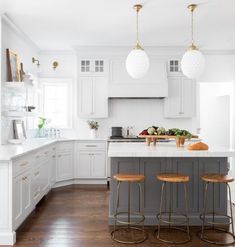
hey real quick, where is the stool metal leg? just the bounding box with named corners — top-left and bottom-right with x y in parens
top-left (113, 181), bottom-right (121, 239)
top-left (157, 181), bottom-right (165, 239)
top-left (201, 182), bottom-right (209, 237)
top-left (156, 181), bottom-right (191, 244)
top-left (128, 181), bottom-right (130, 228)
top-left (183, 182), bottom-right (190, 238)
top-left (111, 180), bottom-right (148, 244)
top-left (198, 181), bottom-right (235, 245)
top-left (228, 183), bottom-right (235, 237)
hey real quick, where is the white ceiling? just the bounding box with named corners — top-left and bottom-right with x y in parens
top-left (2, 0), bottom-right (235, 50)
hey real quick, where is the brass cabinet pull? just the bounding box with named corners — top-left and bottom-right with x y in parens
top-left (86, 145), bottom-right (97, 147)
top-left (20, 161), bottom-right (29, 167)
top-left (52, 155), bottom-right (56, 158)
top-left (22, 176), bottom-right (28, 181)
top-left (44, 151), bottom-right (48, 155)
top-left (58, 154), bottom-right (62, 157)
top-left (52, 147), bottom-right (56, 150)
top-left (35, 155), bottom-right (40, 159)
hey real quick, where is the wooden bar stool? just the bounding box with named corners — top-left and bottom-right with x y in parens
top-left (155, 173), bottom-right (191, 244)
top-left (111, 174), bottom-right (148, 244)
top-left (198, 174), bottom-right (235, 245)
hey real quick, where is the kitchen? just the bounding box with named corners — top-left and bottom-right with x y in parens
top-left (1, 0), bottom-right (235, 246)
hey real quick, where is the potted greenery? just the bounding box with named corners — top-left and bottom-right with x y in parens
top-left (87, 120), bottom-right (99, 138)
top-left (174, 129), bottom-right (192, 147)
top-left (37, 117), bottom-right (49, 137)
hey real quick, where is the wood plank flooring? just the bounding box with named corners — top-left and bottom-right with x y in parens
top-left (5, 185), bottom-right (234, 246)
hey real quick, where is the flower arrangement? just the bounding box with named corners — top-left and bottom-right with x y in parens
top-left (38, 117), bottom-right (49, 129)
top-left (87, 120), bottom-right (99, 130)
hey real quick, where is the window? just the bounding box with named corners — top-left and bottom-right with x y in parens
top-left (41, 79), bottom-right (72, 128)
top-left (169, 60), bottom-right (180, 73)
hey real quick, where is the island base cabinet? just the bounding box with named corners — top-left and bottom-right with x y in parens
top-left (109, 157), bottom-right (228, 226)
top-left (13, 170), bottom-right (32, 230)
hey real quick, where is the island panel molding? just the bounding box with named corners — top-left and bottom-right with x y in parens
top-left (109, 156), bottom-right (228, 226)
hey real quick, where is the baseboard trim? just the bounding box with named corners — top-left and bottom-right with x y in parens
top-left (0, 231), bottom-right (16, 245)
top-left (52, 178), bottom-right (107, 188)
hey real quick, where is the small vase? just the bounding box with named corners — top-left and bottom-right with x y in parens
top-left (90, 129), bottom-right (97, 139)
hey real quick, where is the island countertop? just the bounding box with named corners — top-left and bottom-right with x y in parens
top-left (108, 142), bottom-right (235, 157)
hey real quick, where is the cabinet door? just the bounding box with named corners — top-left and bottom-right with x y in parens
top-left (13, 175), bottom-right (23, 228)
top-left (92, 76), bottom-right (108, 118)
top-left (50, 153), bottom-right (56, 186)
top-left (32, 166), bottom-right (41, 204)
top-left (80, 60), bottom-right (92, 74)
top-left (164, 76), bottom-right (196, 118)
top-left (56, 152), bottom-right (73, 181)
top-left (78, 76), bottom-right (93, 116)
top-left (91, 152), bottom-right (106, 178)
top-left (181, 77), bottom-right (196, 117)
top-left (22, 171), bottom-right (31, 214)
top-left (77, 152), bottom-right (91, 177)
top-left (40, 157), bottom-right (50, 193)
top-left (164, 77), bottom-right (181, 117)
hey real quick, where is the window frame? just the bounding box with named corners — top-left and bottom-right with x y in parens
top-left (39, 78), bottom-right (73, 129)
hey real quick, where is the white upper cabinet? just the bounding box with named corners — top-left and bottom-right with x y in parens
top-left (78, 76), bottom-right (108, 118)
top-left (108, 56), bottom-right (168, 98)
top-left (164, 76), bottom-right (196, 118)
top-left (79, 59), bottom-right (106, 75)
top-left (167, 59), bottom-right (181, 75)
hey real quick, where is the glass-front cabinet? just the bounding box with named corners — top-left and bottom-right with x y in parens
top-left (79, 59), bottom-right (106, 74)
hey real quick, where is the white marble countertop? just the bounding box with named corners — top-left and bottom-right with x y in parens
top-left (0, 137), bottom-right (107, 161)
top-left (108, 142), bottom-right (235, 158)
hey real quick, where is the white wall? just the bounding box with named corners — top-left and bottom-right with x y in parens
top-left (36, 50), bottom-right (235, 139)
top-left (1, 16), bottom-right (39, 143)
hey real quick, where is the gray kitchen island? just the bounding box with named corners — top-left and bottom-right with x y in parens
top-left (108, 142), bottom-right (235, 225)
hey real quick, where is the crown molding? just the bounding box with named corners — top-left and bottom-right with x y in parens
top-left (1, 13), bottom-right (40, 53)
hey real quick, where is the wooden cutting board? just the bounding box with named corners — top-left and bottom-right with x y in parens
top-left (138, 135), bottom-right (199, 146)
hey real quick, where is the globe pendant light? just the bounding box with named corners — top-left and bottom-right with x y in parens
top-left (181, 4), bottom-right (205, 79)
top-left (126, 4), bottom-right (149, 79)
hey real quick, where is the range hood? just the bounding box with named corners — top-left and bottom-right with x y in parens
top-left (108, 57), bottom-right (168, 98)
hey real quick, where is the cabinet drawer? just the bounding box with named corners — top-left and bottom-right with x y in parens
top-left (77, 141), bottom-right (106, 150)
top-left (13, 155), bottom-right (31, 177)
top-left (57, 141), bottom-right (74, 151)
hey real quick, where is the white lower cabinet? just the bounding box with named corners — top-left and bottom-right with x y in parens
top-left (50, 146), bottom-right (56, 186)
top-left (77, 151), bottom-right (106, 178)
top-left (40, 156), bottom-right (51, 194)
top-left (13, 169), bottom-right (32, 230)
top-left (76, 141), bottom-right (107, 179)
top-left (56, 152), bottom-right (73, 182)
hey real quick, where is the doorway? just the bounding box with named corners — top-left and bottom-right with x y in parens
top-left (199, 82), bottom-right (235, 201)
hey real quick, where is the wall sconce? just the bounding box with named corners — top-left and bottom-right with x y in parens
top-left (32, 57), bottom-right (40, 67)
top-left (53, 61), bottom-right (59, 70)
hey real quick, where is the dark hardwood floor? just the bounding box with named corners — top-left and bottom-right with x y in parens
top-left (6, 185), bottom-right (234, 247)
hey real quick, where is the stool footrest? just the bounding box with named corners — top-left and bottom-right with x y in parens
top-left (111, 227), bottom-right (148, 244)
top-left (155, 227), bottom-right (191, 244)
top-left (197, 227), bottom-right (235, 245)
top-left (114, 211), bottom-right (145, 225)
top-left (157, 212), bottom-right (189, 225)
top-left (200, 213), bottom-right (232, 226)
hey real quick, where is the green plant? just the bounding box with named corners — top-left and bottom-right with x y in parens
top-left (38, 117), bottom-right (49, 129)
top-left (87, 120), bottom-right (99, 130)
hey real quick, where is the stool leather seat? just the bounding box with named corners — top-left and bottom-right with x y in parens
top-left (201, 173), bottom-right (234, 183)
top-left (157, 173), bottom-right (189, 183)
top-left (114, 174), bottom-right (145, 182)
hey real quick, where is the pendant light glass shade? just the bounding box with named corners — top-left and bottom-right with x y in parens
top-left (181, 4), bottom-right (205, 79)
top-left (181, 49), bottom-right (205, 79)
top-left (126, 48), bottom-right (149, 79)
top-left (126, 5), bottom-right (149, 79)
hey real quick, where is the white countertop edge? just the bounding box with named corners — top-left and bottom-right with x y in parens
top-left (0, 138), bottom-right (108, 161)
